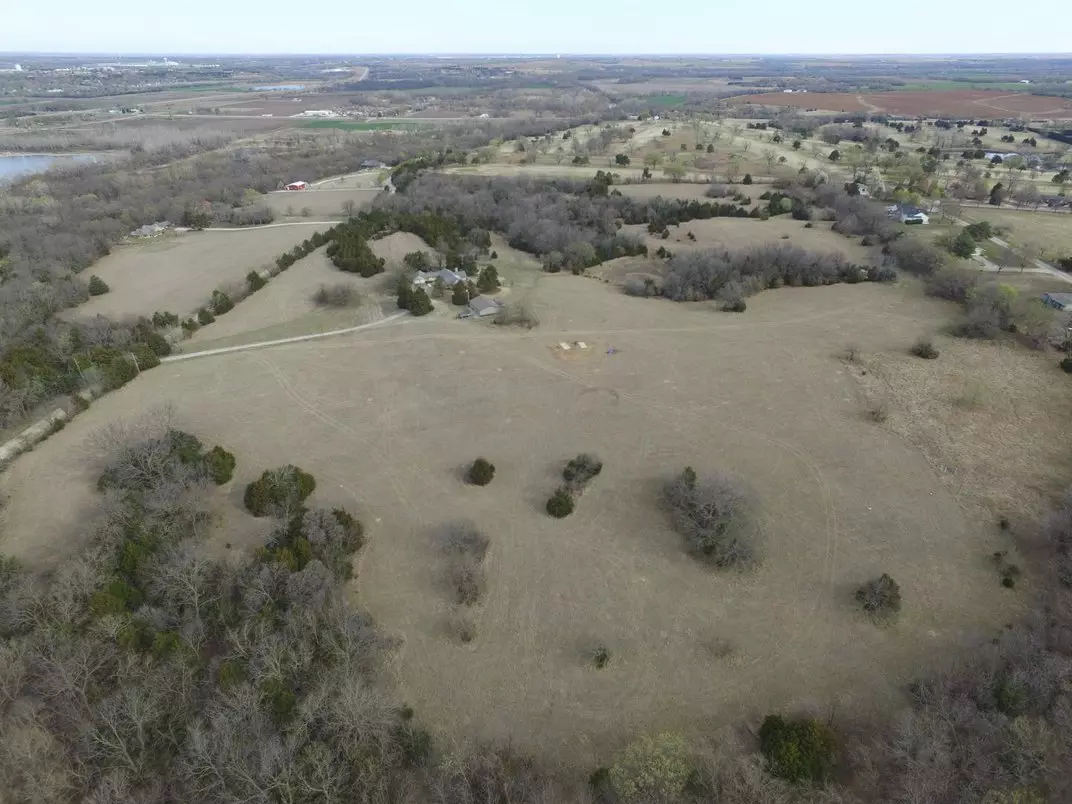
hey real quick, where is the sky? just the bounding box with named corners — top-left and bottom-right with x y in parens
top-left (3, 0), bottom-right (1071, 55)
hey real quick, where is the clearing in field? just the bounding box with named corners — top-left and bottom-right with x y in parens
top-left (0, 274), bottom-right (1030, 770)
top-left (67, 225), bottom-right (327, 321)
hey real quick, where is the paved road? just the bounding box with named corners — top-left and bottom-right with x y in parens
top-left (162, 312), bottom-right (408, 363)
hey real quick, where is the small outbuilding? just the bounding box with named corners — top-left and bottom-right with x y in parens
top-left (284, 181), bottom-right (309, 191)
top-left (468, 296), bottom-right (503, 318)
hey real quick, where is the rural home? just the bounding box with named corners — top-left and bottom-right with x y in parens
top-left (468, 296), bottom-right (503, 318)
top-left (283, 181), bottom-right (309, 191)
top-left (888, 203), bottom-right (929, 225)
top-left (413, 269), bottom-right (467, 289)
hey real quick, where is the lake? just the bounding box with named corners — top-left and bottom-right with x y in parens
top-left (0, 153), bottom-right (96, 183)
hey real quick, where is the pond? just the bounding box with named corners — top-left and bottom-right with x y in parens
top-left (0, 153), bottom-right (96, 183)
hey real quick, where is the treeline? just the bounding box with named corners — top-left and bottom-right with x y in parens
top-left (654, 243), bottom-right (892, 303)
top-left (370, 174), bottom-right (668, 274)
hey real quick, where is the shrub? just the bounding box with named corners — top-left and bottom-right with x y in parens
top-left (476, 265), bottom-right (501, 293)
top-left (663, 467), bottom-right (756, 568)
top-left (591, 644), bottom-right (611, 669)
top-left (546, 487), bottom-right (575, 518)
top-left (102, 355), bottom-right (138, 390)
top-left (742, 173), bottom-right (753, 184)
top-left (246, 270), bottom-right (267, 292)
top-left (890, 239), bottom-right (946, 277)
top-left (467, 457), bottom-right (495, 486)
top-left (855, 573), bottom-right (902, 618)
top-left (950, 230), bottom-right (978, 259)
top-left (130, 344), bottom-right (161, 370)
top-left (563, 453), bottom-right (603, 491)
top-left (210, 290), bottom-right (234, 315)
top-left (197, 308), bottom-right (215, 326)
top-left (311, 283), bottom-right (361, 308)
top-left (722, 298), bottom-right (747, 313)
top-left (405, 286), bottom-right (434, 316)
top-left (244, 465), bottom-right (317, 517)
top-left (441, 523), bottom-right (489, 606)
top-left (867, 399), bottom-right (890, 423)
top-left (925, 265), bottom-right (978, 303)
top-left (609, 732), bottom-right (692, 803)
top-left (493, 299), bottom-right (539, 329)
top-left (759, 715), bottom-right (837, 784)
top-left (911, 338), bottom-right (940, 359)
top-left (204, 445), bottom-right (236, 485)
top-left (152, 311), bottom-right (180, 328)
top-left (88, 275), bottom-right (110, 296)
top-left (1061, 357), bottom-right (1072, 374)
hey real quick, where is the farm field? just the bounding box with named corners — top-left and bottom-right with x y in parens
top-left (66, 225), bottom-right (325, 322)
top-left (0, 274), bottom-right (1039, 769)
top-left (732, 90), bottom-right (1072, 118)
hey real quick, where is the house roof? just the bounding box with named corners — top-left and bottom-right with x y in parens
top-left (469, 296), bottom-right (501, 314)
top-left (414, 269), bottom-right (467, 285)
top-left (436, 269), bottom-right (466, 284)
top-left (898, 204), bottom-right (926, 217)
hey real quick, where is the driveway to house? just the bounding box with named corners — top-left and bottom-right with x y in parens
top-left (162, 312), bottom-right (408, 363)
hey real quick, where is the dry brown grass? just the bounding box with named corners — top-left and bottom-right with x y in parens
top-left (0, 277), bottom-right (1029, 770)
top-left (185, 247), bottom-right (385, 348)
top-left (263, 188), bottom-right (380, 219)
top-left (851, 334), bottom-right (1072, 519)
top-left (64, 226), bottom-right (326, 321)
top-left (370, 231), bottom-right (435, 264)
top-left (624, 217), bottom-right (877, 264)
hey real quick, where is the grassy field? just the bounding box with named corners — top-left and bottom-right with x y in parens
top-left (2, 270), bottom-right (1041, 769)
top-left (65, 225), bottom-right (327, 322)
top-left (960, 207), bottom-right (1072, 259)
top-left (263, 187), bottom-right (381, 219)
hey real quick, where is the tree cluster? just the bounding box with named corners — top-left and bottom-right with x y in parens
top-left (660, 243), bottom-right (889, 304)
top-left (663, 466), bottom-right (756, 569)
top-left (0, 414), bottom-right (408, 803)
top-left (244, 465), bottom-right (317, 518)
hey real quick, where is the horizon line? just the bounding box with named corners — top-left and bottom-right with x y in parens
top-left (3, 51), bottom-right (1072, 58)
